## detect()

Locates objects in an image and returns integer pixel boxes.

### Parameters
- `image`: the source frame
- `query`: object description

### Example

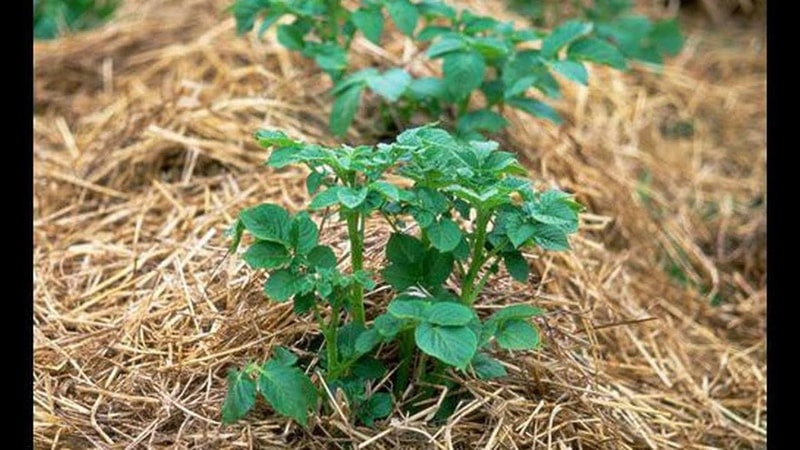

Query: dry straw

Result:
[34,0,765,448]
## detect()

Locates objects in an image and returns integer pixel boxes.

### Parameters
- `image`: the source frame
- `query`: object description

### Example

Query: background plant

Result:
[231,0,679,138]
[34,0,120,40]
[222,124,581,426]
[507,0,684,65]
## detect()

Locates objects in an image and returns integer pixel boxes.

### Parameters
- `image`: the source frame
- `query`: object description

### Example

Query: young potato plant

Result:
[232,0,635,138]
[34,0,119,39]
[221,125,582,426]
[508,0,684,66]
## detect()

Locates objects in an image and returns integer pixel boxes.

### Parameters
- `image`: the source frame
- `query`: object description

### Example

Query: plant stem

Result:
[346,213,366,326]
[395,330,415,397]
[461,210,491,305]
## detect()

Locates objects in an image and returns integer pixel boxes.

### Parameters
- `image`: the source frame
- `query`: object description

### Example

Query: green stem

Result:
[314,303,339,378]
[347,213,366,326]
[461,210,491,305]
[395,330,415,397]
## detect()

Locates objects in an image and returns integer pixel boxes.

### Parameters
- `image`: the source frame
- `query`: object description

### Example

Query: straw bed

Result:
[34,1,766,448]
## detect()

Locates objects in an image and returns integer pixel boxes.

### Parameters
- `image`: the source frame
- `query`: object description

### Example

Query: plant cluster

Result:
[222,125,582,426]
[508,0,684,66]
[34,0,119,40]
[231,0,654,138]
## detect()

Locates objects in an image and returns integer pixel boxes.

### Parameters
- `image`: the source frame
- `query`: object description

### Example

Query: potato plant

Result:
[221,125,581,426]
[231,0,645,138]
[34,0,119,40]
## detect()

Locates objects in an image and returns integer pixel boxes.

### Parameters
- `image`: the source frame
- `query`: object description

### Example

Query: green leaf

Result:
[271,346,299,366]
[386,233,426,265]
[495,319,540,350]
[386,0,419,36]
[417,25,452,42]
[221,368,257,424]
[290,212,319,255]
[367,68,412,102]
[443,51,486,100]
[258,360,317,426]
[456,109,509,135]
[337,186,369,209]
[257,9,285,38]
[265,269,305,301]
[506,97,562,125]
[337,323,366,360]
[507,222,536,248]
[374,313,403,339]
[470,353,507,380]
[541,20,593,58]
[426,302,475,326]
[243,241,291,269]
[550,60,588,85]
[355,328,383,355]
[408,77,446,100]
[306,43,347,76]
[255,129,298,147]
[381,263,420,291]
[422,248,454,288]
[369,181,401,201]
[358,392,393,427]
[306,172,325,195]
[351,7,384,44]
[293,292,315,314]
[239,204,292,244]
[227,219,245,253]
[331,85,365,137]
[353,356,387,380]
[531,223,571,251]
[277,23,306,51]
[503,251,529,282]
[309,186,342,210]
[427,218,462,252]
[307,245,337,269]
[489,304,543,323]
[469,37,510,60]
[568,37,628,70]
[388,298,430,321]
[427,35,467,58]
[414,323,478,370]
[650,19,683,56]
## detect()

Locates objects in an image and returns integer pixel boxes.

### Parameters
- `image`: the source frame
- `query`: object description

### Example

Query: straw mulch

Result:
[33,1,766,448]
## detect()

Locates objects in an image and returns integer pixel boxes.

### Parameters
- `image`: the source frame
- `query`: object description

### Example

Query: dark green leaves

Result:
[221,369,257,423]
[386,0,419,36]
[358,393,393,427]
[243,241,291,269]
[222,348,316,426]
[382,234,454,291]
[442,51,486,100]
[426,302,475,326]
[495,320,540,350]
[258,360,317,426]
[414,322,477,370]
[366,68,412,102]
[503,251,529,282]
[427,218,462,252]
[338,186,370,209]
[470,353,507,380]
[351,7,384,44]
[239,204,292,244]
[265,269,306,301]
[541,20,594,58]
[331,84,364,137]
[568,37,628,70]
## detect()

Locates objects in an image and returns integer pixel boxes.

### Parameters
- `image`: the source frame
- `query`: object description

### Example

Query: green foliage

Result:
[34,0,119,40]
[229,0,666,138]
[223,125,580,426]
[509,0,684,66]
